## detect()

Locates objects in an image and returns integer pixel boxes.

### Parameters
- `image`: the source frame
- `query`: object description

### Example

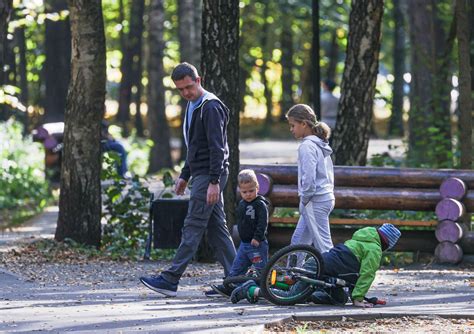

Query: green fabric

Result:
[344,227,382,301]
[248,285,257,298]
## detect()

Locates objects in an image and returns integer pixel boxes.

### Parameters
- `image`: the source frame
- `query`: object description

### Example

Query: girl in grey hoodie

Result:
[286,104,335,253]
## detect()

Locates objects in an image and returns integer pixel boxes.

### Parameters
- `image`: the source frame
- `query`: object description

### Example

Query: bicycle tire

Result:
[260,244,324,306]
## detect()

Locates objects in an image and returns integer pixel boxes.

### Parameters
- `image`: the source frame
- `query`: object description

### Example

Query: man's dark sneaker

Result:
[230,281,258,304]
[139,275,177,297]
[206,284,233,298]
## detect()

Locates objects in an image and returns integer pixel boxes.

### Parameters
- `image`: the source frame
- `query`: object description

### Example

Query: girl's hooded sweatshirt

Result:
[297,135,335,205]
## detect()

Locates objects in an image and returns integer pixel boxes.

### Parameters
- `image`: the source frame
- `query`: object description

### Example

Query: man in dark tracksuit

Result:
[140,62,236,297]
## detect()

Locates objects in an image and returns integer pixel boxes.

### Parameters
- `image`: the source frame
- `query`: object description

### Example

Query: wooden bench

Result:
[241,164,474,254]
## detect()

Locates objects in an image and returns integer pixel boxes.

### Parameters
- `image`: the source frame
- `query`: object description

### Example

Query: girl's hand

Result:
[353,300,374,308]
[251,239,260,247]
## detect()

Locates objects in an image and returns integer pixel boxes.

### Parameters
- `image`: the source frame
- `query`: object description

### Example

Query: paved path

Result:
[238,138,405,164]
[1,205,473,333]
[1,259,473,333]
[2,138,474,333]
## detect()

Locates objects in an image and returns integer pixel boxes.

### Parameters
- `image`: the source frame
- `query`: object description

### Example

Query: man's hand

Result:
[251,239,260,247]
[207,183,220,205]
[353,300,374,308]
[174,178,188,195]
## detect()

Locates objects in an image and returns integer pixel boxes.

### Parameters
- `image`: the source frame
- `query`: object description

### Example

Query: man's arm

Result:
[203,100,228,184]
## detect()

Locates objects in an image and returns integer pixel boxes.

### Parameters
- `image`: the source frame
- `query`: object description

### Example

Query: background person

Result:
[320,79,339,131]
[101,120,128,177]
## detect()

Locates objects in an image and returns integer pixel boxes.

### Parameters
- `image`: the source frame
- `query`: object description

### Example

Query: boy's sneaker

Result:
[206,284,233,298]
[230,281,258,304]
[139,275,177,297]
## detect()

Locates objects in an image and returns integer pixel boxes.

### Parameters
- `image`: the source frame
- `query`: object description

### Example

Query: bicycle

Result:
[259,244,386,306]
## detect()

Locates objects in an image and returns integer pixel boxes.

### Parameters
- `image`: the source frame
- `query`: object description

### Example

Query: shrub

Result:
[0,119,51,226]
[101,153,151,259]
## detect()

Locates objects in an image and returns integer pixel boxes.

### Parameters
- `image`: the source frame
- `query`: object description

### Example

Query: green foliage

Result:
[381,252,414,267]
[106,125,151,176]
[101,156,181,260]
[0,120,51,227]
[101,154,151,259]
[368,143,404,167]
[273,207,299,218]
[331,208,436,223]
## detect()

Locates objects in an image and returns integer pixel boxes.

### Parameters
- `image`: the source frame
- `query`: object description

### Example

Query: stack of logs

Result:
[435,177,471,264]
[242,164,474,255]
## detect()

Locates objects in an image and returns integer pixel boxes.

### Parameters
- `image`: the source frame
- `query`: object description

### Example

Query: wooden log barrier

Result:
[267,226,439,253]
[435,198,466,221]
[434,241,464,264]
[435,220,464,243]
[268,185,474,211]
[439,177,467,200]
[242,164,474,189]
[460,231,474,254]
[256,173,273,196]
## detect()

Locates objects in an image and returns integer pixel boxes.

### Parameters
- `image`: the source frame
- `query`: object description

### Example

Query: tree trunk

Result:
[312,0,321,120]
[0,0,12,87]
[280,14,294,121]
[4,22,15,85]
[389,0,405,137]
[147,0,172,173]
[261,2,273,131]
[117,0,144,137]
[131,0,145,138]
[43,0,71,123]
[238,2,256,117]
[56,0,106,247]
[201,0,239,229]
[325,29,339,83]
[332,0,384,166]
[178,0,202,162]
[456,0,472,169]
[407,0,453,167]
[16,25,29,133]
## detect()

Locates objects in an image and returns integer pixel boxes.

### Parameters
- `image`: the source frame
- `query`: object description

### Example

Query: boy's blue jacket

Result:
[236,195,269,243]
[344,227,383,301]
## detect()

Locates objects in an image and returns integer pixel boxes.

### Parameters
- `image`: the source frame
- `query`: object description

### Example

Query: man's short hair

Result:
[238,169,259,186]
[323,79,336,92]
[171,62,199,81]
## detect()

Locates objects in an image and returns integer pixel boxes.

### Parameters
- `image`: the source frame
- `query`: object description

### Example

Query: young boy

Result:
[209,169,269,297]
[231,223,401,307]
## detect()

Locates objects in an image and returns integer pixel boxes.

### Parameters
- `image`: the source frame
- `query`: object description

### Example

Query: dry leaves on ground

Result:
[266,315,474,333]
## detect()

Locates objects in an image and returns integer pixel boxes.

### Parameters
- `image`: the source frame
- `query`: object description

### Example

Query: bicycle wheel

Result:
[260,244,324,306]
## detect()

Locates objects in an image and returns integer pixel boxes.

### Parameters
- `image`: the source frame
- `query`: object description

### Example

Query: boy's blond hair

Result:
[238,169,259,187]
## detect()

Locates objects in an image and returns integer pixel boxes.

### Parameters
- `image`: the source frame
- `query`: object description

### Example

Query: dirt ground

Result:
[266,316,474,333]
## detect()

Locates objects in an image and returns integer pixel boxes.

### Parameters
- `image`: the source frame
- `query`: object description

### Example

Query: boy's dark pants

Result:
[322,244,360,284]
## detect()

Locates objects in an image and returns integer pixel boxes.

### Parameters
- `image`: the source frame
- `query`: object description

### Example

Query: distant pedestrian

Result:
[140,62,236,297]
[286,104,334,254]
[320,79,339,131]
[100,120,128,178]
